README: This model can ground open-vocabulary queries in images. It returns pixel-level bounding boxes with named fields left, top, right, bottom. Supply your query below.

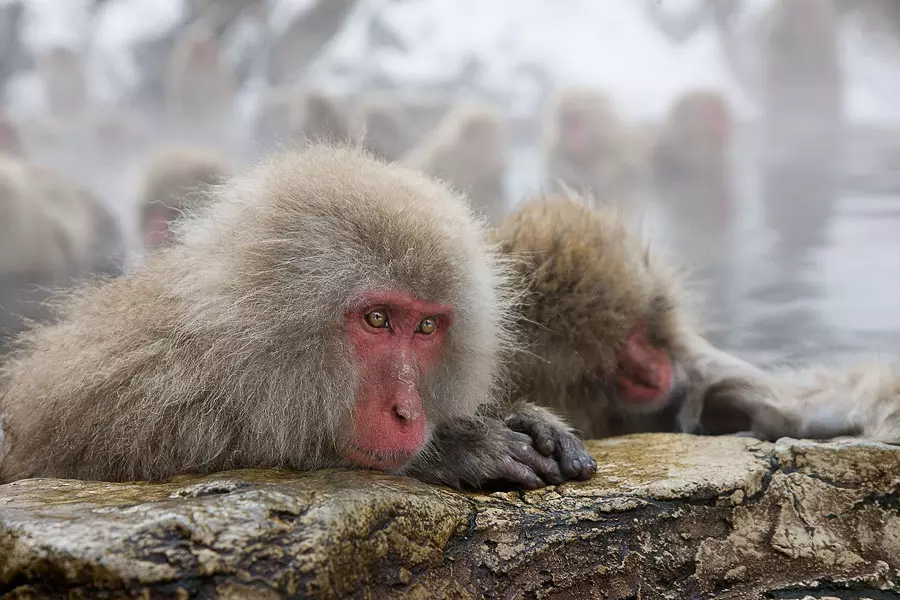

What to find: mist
left=3, top=0, right=900, bottom=366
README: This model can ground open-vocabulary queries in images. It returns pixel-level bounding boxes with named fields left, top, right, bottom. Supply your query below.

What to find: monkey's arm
left=403, top=404, right=596, bottom=490
left=676, top=332, right=890, bottom=442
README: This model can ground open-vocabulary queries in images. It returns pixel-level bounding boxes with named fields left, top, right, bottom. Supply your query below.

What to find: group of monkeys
left=0, top=138, right=897, bottom=490
left=0, top=3, right=894, bottom=490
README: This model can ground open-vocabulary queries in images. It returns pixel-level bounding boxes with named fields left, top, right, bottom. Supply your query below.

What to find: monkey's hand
left=403, top=406, right=596, bottom=491
left=503, top=403, right=597, bottom=483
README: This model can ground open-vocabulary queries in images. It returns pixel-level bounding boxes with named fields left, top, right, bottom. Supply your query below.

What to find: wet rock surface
left=1, top=433, right=898, bottom=599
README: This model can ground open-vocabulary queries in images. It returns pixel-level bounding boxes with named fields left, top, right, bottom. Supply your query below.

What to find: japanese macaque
left=357, top=95, right=412, bottom=163
left=37, top=47, right=88, bottom=119
left=0, top=112, right=23, bottom=157
left=165, top=25, right=235, bottom=129
left=757, top=0, right=843, bottom=302
left=760, top=0, right=844, bottom=163
left=0, top=157, right=124, bottom=352
left=403, top=103, right=509, bottom=227
left=288, top=89, right=352, bottom=146
left=652, top=89, right=733, bottom=194
left=493, top=195, right=900, bottom=444
left=494, top=195, right=729, bottom=438
left=255, top=88, right=352, bottom=151
left=650, top=90, right=736, bottom=337
left=543, top=88, right=639, bottom=201
left=0, top=145, right=595, bottom=489
left=254, top=87, right=293, bottom=151
left=91, top=110, right=150, bottom=163
left=138, top=146, right=234, bottom=249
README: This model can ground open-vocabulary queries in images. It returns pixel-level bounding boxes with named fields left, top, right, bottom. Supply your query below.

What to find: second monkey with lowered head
left=0, top=146, right=595, bottom=490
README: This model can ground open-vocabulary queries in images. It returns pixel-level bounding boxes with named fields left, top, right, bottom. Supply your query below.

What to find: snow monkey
left=0, top=156, right=124, bottom=353
left=357, top=94, right=413, bottom=163
left=165, top=25, right=235, bottom=129
left=494, top=195, right=900, bottom=444
left=288, top=89, right=353, bottom=146
left=138, top=145, right=234, bottom=249
left=652, top=89, right=733, bottom=194
left=255, top=88, right=352, bottom=152
left=38, top=46, right=89, bottom=119
left=543, top=88, right=639, bottom=202
left=0, top=145, right=596, bottom=490
left=403, top=102, right=509, bottom=227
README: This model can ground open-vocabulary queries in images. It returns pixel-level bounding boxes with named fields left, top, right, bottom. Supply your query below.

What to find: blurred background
left=1, top=0, right=900, bottom=366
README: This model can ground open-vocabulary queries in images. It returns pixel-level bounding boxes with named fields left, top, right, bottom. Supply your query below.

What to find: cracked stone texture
left=1, top=433, right=899, bottom=599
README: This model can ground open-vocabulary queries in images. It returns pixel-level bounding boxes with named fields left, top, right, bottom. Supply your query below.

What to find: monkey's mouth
left=342, top=445, right=416, bottom=472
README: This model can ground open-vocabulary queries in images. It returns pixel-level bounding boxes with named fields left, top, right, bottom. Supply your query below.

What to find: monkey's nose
left=392, top=400, right=422, bottom=423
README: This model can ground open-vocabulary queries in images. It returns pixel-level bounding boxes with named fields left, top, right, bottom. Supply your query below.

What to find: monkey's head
left=360, top=100, right=408, bottom=162
left=138, top=146, right=233, bottom=248
left=290, top=91, right=351, bottom=146
left=430, top=104, right=507, bottom=185
left=658, top=89, right=732, bottom=173
left=765, top=0, right=838, bottom=58
left=165, top=146, right=511, bottom=472
left=255, top=89, right=293, bottom=149
left=458, top=109, right=507, bottom=172
left=181, top=26, right=221, bottom=67
left=549, top=88, right=620, bottom=163
left=494, top=196, right=681, bottom=415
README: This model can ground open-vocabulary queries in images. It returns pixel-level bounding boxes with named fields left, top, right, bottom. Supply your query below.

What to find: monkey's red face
left=700, top=101, right=732, bottom=143
left=559, top=109, right=595, bottom=158
left=343, top=292, right=454, bottom=471
left=614, top=323, right=674, bottom=411
left=143, top=206, right=179, bottom=248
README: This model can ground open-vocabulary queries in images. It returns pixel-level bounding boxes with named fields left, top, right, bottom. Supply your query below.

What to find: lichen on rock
left=1, top=433, right=899, bottom=598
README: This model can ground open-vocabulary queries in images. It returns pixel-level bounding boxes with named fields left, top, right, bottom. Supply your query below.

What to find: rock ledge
left=1, top=433, right=899, bottom=599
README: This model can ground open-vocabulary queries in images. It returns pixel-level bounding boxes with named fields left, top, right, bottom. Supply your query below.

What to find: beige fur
left=494, top=194, right=900, bottom=446
left=493, top=195, right=692, bottom=438
left=0, top=145, right=517, bottom=483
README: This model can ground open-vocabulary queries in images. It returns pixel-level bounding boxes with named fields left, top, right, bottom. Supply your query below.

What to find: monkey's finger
left=504, top=414, right=556, bottom=456
left=498, top=457, right=546, bottom=490
left=507, top=439, right=565, bottom=485
left=555, top=432, right=597, bottom=480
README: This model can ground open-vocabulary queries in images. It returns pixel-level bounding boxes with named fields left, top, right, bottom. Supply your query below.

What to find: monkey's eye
left=416, top=316, right=437, bottom=335
left=365, top=310, right=389, bottom=329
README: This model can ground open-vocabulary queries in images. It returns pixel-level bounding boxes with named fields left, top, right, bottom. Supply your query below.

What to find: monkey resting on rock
left=0, top=145, right=595, bottom=490
left=494, top=195, right=900, bottom=444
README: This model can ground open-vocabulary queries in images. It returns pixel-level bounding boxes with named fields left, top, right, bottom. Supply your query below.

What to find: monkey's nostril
left=393, top=405, right=412, bottom=421
left=392, top=400, right=423, bottom=423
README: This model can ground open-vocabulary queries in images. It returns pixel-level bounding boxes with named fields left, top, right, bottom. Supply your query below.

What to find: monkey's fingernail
left=569, top=458, right=582, bottom=472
